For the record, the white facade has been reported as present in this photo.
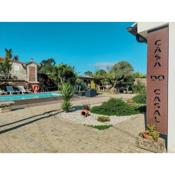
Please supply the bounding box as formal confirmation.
[10,61,38,83]
[11,62,27,81]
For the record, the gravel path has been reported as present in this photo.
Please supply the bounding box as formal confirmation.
[0,112,149,153]
[59,110,138,126]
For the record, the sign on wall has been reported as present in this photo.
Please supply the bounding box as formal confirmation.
[147,26,168,135]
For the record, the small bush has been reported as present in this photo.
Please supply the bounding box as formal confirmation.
[61,83,74,112]
[97,116,110,122]
[61,83,74,101]
[62,101,72,112]
[132,94,146,104]
[147,124,160,141]
[127,98,134,104]
[91,125,113,130]
[90,98,139,116]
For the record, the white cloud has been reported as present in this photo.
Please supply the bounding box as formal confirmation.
[94,62,115,70]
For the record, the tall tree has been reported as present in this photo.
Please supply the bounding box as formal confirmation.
[38,58,56,74]
[93,69,107,86]
[55,63,77,86]
[0,49,13,80]
[95,69,107,77]
[109,61,134,93]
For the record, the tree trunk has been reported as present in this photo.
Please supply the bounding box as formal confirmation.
[110,81,117,94]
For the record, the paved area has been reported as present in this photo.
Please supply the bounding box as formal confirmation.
[0,95,150,153]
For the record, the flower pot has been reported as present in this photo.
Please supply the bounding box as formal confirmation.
[81,109,89,117]
[142,132,153,140]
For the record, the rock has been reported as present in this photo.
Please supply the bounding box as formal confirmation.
[136,134,166,153]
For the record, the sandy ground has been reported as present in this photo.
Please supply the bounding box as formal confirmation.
[0,94,149,153]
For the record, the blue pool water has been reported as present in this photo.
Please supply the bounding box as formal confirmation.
[0,92,61,101]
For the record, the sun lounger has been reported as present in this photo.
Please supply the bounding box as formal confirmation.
[17,86,31,94]
[5,86,21,95]
[85,89,97,97]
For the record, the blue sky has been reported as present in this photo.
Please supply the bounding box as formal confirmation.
[0,22,147,75]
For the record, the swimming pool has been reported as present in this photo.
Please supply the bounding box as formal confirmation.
[0,92,61,101]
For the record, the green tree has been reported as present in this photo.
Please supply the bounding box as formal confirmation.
[38,58,56,75]
[84,71,93,76]
[0,49,13,80]
[109,61,134,93]
[38,60,77,88]
[133,72,146,78]
[93,69,107,86]
[95,69,107,77]
[55,63,77,86]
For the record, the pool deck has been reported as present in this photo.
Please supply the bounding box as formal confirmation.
[11,93,136,109]
[0,93,149,153]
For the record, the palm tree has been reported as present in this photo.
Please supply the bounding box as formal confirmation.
[0,49,13,80]
[5,48,12,60]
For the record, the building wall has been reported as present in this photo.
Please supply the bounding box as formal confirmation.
[10,62,38,83]
[11,62,27,81]
[26,63,38,83]
[134,78,146,87]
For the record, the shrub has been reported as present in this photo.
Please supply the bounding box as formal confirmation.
[127,98,134,104]
[147,124,160,141]
[61,83,74,101]
[61,83,74,112]
[90,98,139,116]
[97,116,110,122]
[132,94,146,104]
[62,101,72,112]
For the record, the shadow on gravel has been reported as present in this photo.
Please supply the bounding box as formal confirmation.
[0,110,62,135]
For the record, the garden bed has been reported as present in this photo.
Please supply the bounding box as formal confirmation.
[90,98,140,116]
[58,109,139,126]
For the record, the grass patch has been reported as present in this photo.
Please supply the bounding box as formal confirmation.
[90,125,113,130]
[90,98,139,116]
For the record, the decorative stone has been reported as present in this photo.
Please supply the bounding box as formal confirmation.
[136,134,166,153]
[0,101,15,113]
